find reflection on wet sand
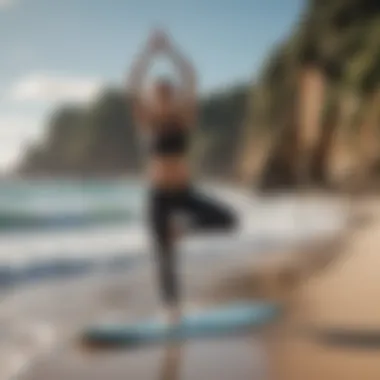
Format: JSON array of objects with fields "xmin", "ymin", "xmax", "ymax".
[{"xmin": 159, "ymin": 342, "xmax": 183, "ymax": 380}]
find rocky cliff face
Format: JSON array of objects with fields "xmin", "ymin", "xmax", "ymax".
[{"xmin": 241, "ymin": 0, "xmax": 380, "ymax": 190}]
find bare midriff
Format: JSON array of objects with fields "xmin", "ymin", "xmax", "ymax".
[{"xmin": 148, "ymin": 156, "xmax": 191, "ymax": 190}]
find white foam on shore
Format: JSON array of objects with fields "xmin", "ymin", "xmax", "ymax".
[{"xmin": 0, "ymin": 188, "xmax": 349, "ymax": 268}]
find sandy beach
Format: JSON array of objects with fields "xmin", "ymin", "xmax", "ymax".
[
  {"xmin": 1, "ymin": 253, "xmax": 272, "ymax": 380},
  {"xmin": 267, "ymin": 196, "xmax": 380, "ymax": 380},
  {"xmin": 3, "ymin": 193, "xmax": 379, "ymax": 380}
]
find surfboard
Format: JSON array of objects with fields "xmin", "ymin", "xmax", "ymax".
[{"xmin": 80, "ymin": 302, "xmax": 281, "ymax": 348}]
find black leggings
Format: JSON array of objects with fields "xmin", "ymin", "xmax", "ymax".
[{"xmin": 149, "ymin": 186, "xmax": 237, "ymax": 306}]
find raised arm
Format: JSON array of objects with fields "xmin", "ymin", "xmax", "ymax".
[
  {"xmin": 165, "ymin": 41, "xmax": 197, "ymax": 125},
  {"xmin": 126, "ymin": 36, "xmax": 157, "ymax": 126},
  {"xmin": 166, "ymin": 43, "xmax": 197, "ymax": 101},
  {"xmin": 127, "ymin": 48, "xmax": 153, "ymax": 98},
  {"xmin": 127, "ymin": 29, "xmax": 173, "ymax": 97}
]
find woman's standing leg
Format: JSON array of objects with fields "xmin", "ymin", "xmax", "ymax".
[{"xmin": 149, "ymin": 189, "xmax": 181, "ymax": 323}]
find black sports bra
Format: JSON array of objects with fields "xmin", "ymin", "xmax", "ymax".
[{"xmin": 150, "ymin": 120, "xmax": 190, "ymax": 156}]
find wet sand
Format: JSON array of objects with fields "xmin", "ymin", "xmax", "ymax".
[
  {"xmin": 27, "ymin": 336, "xmax": 268, "ymax": 380},
  {"xmin": 2, "ymin": 251, "xmax": 273, "ymax": 380},
  {"xmin": 6, "ymin": 195, "xmax": 380, "ymax": 380}
]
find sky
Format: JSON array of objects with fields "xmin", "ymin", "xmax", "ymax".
[{"xmin": 0, "ymin": 0, "xmax": 305, "ymax": 171}]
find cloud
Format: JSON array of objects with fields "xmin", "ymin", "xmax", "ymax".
[
  {"xmin": 0, "ymin": 116, "xmax": 40, "ymax": 141},
  {"xmin": 0, "ymin": 145, "xmax": 22, "ymax": 171},
  {"xmin": 9, "ymin": 73, "xmax": 104, "ymax": 104},
  {"xmin": 0, "ymin": 0, "xmax": 16, "ymax": 9},
  {"xmin": 0, "ymin": 115, "xmax": 42, "ymax": 170}
]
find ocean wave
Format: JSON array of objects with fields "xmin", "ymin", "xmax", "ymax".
[
  {"xmin": 0, "ymin": 179, "xmax": 145, "ymax": 232},
  {"xmin": 0, "ymin": 182, "xmax": 349, "ymax": 296},
  {"xmin": 0, "ymin": 209, "xmax": 138, "ymax": 233},
  {"xmin": 0, "ymin": 251, "xmax": 141, "ymax": 292}
]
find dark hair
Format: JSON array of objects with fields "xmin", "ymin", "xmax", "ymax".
[
  {"xmin": 154, "ymin": 76, "xmax": 175, "ymax": 97},
  {"xmin": 155, "ymin": 76, "xmax": 174, "ymax": 88}
]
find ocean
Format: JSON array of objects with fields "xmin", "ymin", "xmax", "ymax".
[
  {"xmin": 0, "ymin": 179, "xmax": 349, "ymax": 379},
  {"xmin": 0, "ymin": 179, "xmax": 348, "ymax": 292}
]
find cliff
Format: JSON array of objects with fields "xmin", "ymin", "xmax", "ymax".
[
  {"xmin": 241, "ymin": 0, "xmax": 380, "ymax": 190},
  {"xmin": 18, "ymin": 85, "xmax": 248, "ymax": 179}
]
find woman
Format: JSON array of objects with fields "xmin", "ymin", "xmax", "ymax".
[{"xmin": 127, "ymin": 30, "xmax": 237, "ymax": 323}]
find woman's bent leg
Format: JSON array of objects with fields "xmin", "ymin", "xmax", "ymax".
[{"xmin": 181, "ymin": 188, "xmax": 237, "ymax": 232}]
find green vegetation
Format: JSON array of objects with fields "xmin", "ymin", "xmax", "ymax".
[{"xmin": 242, "ymin": 0, "xmax": 380, "ymax": 190}]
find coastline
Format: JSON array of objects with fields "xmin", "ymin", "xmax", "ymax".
[{"xmin": 0, "ymin": 190, "xmax": 350, "ymax": 380}]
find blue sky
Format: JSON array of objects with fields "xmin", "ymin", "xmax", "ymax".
[{"xmin": 0, "ymin": 0, "xmax": 305, "ymax": 170}]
